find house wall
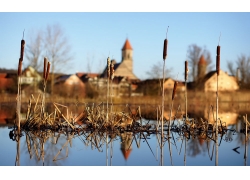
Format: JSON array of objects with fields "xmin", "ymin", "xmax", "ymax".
[
  {"xmin": 205, "ymin": 71, "xmax": 239, "ymax": 92},
  {"xmin": 55, "ymin": 75, "xmax": 86, "ymax": 98}
]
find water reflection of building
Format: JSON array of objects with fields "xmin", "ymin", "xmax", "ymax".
[
  {"xmin": 120, "ymin": 132, "xmax": 133, "ymax": 160},
  {"xmin": 0, "ymin": 108, "xmax": 15, "ymax": 125},
  {"xmin": 204, "ymin": 107, "xmax": 238, "ymax": 126}
]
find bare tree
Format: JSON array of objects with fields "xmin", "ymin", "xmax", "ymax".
[
  {"xmin": 146, "ymin": 61, "xmax": 172, "ymax": 79},
  {"xmin": 227, "ymin": 54, "xmax": 250, "ymax": 89},
  {"xmin": 25, "ymin": 30, "xmax": 43, "ymax": 71},
  {"xmin": 44, "ymin": 24, "xmax": 73, "ymax": 73},
  {"xmin": 187, "ymin": 44, "xmax": 212, "ymax": 81}
]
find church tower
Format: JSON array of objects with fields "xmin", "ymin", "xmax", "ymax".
[
  {"xmin": 121, "ymin": 38, "xmax": 133, "ymax": 72},
  {"xmin": 197, "ymin": 55, "xmax": 207, "ymax": 81}
]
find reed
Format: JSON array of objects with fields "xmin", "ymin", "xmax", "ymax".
[
  {"xmin": 41, "ymin": 57, "xmax": 50, "ymax": 121},
  {"xmin": 184, "ymin": 60, "xmax": 188, "ymax": 121},
  {"xmin": 215, "ymin": 35, "xmax": 221, "ymax": 166},
  {"xmin": 16, "ymin": 32, "xmax": 25, "ymax": 136},
  {"xmin": 106, "ymin": 57, "xmax": 111, "ymax": 122},
  {"xmin": 160, "ymin": 27, "xmax": 169, "ymax": 165},
  {"xmin": 243, "ymin": 114, "xmax": 249, "ymax": 165}
]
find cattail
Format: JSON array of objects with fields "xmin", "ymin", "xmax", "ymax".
[
  {"xmin": 107, "ymin": 57, "xmax": 110, "ymax": 79},
  {"xmin": 17, "ymin": 58, "xmax": 22, "ymax": 76},
  {"xmin": 163, "ymin": 39, "xmax": 168, "ymax": 60},
  {"xmin": 217, "ymin": 45, "xmax": 220, "ymax": 56},
  {"xmin": 185, "ymin": 61, "xmax": 188, "ymax": 81},
  {"xmin": 20, "ymin": 39, "xmax": 25, "ymax": 61},
  {"xmin": 172, "ymin": 81, "xmax": 178, "ymax": 100},
  {"xmin": 43, "ymin": 57, "xmax": 48, "ymax": 79},
  {"xmin": 216, "ymin": 45, "xmax": 220, "ymax": 75},
  {"xmin": 45, "ymin": 62, "xmax": 50, "ymax": 81},
  {"xmin": 110, "ymin": 62, "xmax": 115, "ymax": 80}
]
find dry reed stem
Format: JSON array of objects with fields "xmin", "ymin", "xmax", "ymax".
[{"xmin": 53, "ymin": 103, "xmax": 74, "ymax": 129}]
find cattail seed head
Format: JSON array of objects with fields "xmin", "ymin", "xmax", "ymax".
[
  {"xmin": 163, "ymin": 39, "xmax": 168, "ymax": 60},
  {"xmin": 185, "ymin": 61, "xmax": 188, "ymax": 81},
  {"xmin": 20, "ymin": 39, "xmax": 25, "ymax": 61},
  {"xmin": 110, "ymin": 62, "xmax": 115, "ymax": 80},
  {"xmin": 107, "ymin": 57, "xmax": 110, "ymax": 79},
  {"xmin": 216, "ymin": 55, "xmax": 220, "ymax": 75},
  {"xmin": 43, "ymin": 57, "xmax": 48, "ymax": 79},
  {"xmin": 172, "ymin": 81, "xmax": 178, "ymax": 100},
  {"xmin": 45, "ymin": 62, "xmax": 50, "ymax": 81},
  {"xmin": 217, "ymin": 45, "xmax": 220, "ymax": 56},
  {"xmin": 18, "ymin": 58, "xmax": 22, "ymax": 76}
]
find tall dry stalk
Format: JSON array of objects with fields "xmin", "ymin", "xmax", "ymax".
[
  {"xmin": 16, "ymin": 32, "xmax": 25, "ymax": 135},
  {"xmin": 184, "ymin": 60, "xmax": 188, "ymax": 166},
  {"xmin": 161, "ymin": 26, "xmax": 169, "ymax": 166},
  {"xmin": 41, "ymin": 57, "xmax": 50, "ymax": 119},
  {"xmin": 168, "ymin": 80, "xmax": 178, "ymax": 166},
  {"xmin": 184, "ymin": 60, "xmax": 188, "ymax": 121},
  {"xmin": 110, "ymin": 60, "xmax": 115, "ymax": 115},
  {"xmin": 215, "ymin": 35, "xmax": 221, "ymax": 166},
  {"xmin": 106, "ymin": 57, "xmax": 111, "ymax": 122},
  {"xmin": 244, "ymin": 114, "xmax": 248, "ymax": 166}
]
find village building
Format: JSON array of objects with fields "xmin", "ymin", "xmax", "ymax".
[
  {"xmin": 0, "ymin": 73, "xmax": 15, "ymax": 93},
  {"xmin": 97, "ymin": 39, "xmax": 141, "ymax": 97},
  {"xmin": 194, "ymin": 55, "xmax": 239, "ymax": 92},
  {"xmin": 100, "ymin": 38, "xmax": 139, "ymax": 81},
  {"xmin": 137, "ymin": 78, "xmax": 185, "ymax": 96},
  {"xmin": 54, "ymin": 74, "xmax": 86, "ymax": 98}
]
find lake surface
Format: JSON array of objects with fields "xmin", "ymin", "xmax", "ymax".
[{"xmin": 0, "ymin": 117, "xmax": 249, "ymax": 166}]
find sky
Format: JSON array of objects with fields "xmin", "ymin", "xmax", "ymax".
[{"xmin": 1, "ymin": 1, "xmax": 250, "ymax": 81}]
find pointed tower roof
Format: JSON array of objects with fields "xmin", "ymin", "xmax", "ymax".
[
  {"xmin": 198, "ymin": 55, "xmax": 207, "ymax": 65},
  {"xmin": 122, "ymin": 39, "xmax": 133, "ymax": 50},
  {"xmin": 121, "ymin": 149, "xmax": 132, "ymax": 160}
]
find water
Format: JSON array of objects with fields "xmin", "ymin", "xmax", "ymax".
[{"xmin": 0, "ymin": 118, "xmax": 249, "ymax": 166}]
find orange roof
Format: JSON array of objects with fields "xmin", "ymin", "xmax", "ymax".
[
  {"xmin": 198, "ymin": 55, "xmax": 207, "ymax": 65},
  {"xmin": 122, "ymin": 39, "xmax": 133, "ymax": 50},
  {"xmin": 0, "ymin": 73, "xmax": 7, "ymax": 78}
]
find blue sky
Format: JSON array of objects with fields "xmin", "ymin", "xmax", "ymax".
[{"xmin": 1, "ymin": 2, "xmax": 250, "ymax": 81}]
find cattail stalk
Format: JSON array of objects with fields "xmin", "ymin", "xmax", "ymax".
[
  {"xmin": 161, "ymin": 26, "xmax": 169, "ymax": 166},
  {"xmin": 184, "ymin": 60, "xmax": 188, "ymax": 121},
  {"xmin": 109, "ymin": 61, "xmax": 115, "ymax": 125},
  {"xmin": 41, "ymin": 58, "xmax": 50, "ymax": 124},
  {"xmin": 16, "ymin": 36, "xmax": 25, "ymax": 136},
  {"xmin": 110, "ymin": 61, "xmax": 114, "ymax": 114},
  {"xmin": 244, "ymin": 114, "xmax": 248, "ymax": 166},
  {"xmin": 215, "ymin": 37, "xmax": 221, "ymax": 166},
  {"xmin": 167, "ymin": 81, "xmax": 177, "ymax": 166},
  {"xmin": 106, "ymin": 57, "xmax": 110, "ymax": 122},
  {"xmin": 184, "ymin": 60, "xmax": 188, "ymax": 166}
]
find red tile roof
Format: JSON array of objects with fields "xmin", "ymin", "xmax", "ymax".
[
  {"xmin": 198, "ymin": 55, "xmax": 207, "ymax": 65},
  {"xmin": 122, "ymin": 39, "xmax": 133, "ymax": 50},
  {"xmin": 121, "ymin": 149, "xmax": 132, "ymax": 160}
]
